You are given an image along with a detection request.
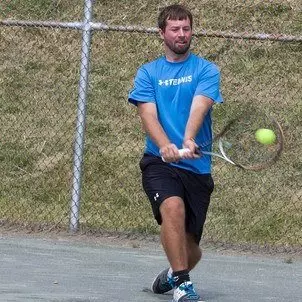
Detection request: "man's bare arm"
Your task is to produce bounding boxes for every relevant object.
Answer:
[137,102,180,162]
[182,95,214,158]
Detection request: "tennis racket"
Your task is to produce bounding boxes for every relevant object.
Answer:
[177,109,284,171]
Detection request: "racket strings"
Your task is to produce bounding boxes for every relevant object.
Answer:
[219,113,283,170]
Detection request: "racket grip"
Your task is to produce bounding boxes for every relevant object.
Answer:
[178,148,190,157]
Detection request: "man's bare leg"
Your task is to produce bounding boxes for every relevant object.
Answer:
[152,197,203,295]
[186,233,202,270]
[160,196,188,272]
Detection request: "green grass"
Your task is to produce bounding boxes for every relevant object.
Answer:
[0,1,301,250]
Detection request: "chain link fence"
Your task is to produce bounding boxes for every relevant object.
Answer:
[0,0,301,252]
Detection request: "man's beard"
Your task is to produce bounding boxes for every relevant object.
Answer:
[166,39,191,55]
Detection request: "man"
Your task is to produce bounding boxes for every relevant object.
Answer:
[128,4,223,302]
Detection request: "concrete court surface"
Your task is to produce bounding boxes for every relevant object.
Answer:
[0,232,301,302]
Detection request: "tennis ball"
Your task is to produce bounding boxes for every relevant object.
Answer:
[255,128,276,145]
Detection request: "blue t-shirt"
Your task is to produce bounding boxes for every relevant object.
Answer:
[128,53,223,174]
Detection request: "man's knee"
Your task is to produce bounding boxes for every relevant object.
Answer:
[160,196,185,219]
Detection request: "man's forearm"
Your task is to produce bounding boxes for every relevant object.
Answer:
[138,103,170,149]
[140,114,171,149]
[184,96,214,141]
[137,102,181,162]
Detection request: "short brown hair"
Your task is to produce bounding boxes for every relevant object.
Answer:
[158,4,193,31]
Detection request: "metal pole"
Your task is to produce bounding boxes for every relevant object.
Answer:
[70,0,93,232]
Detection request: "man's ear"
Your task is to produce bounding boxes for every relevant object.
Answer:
[159,28,164,40]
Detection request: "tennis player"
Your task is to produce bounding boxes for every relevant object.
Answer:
[128,4,223,302]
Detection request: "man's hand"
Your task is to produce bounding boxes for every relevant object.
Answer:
[181,139,201,159]
[160,143,181,163]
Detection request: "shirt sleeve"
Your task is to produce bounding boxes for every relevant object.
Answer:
[128,66,156,106]
[194,63,223,103]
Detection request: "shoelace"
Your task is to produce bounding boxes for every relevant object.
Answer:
[179,283,199,299]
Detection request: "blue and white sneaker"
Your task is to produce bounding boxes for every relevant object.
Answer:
[172,281,204,302]
[151,268,175,294]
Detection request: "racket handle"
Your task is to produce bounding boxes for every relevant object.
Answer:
[178,148,190,157]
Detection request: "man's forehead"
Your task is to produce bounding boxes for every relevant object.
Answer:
[166,18,191,27]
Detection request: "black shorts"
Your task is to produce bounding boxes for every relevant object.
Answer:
[139,153,214,244]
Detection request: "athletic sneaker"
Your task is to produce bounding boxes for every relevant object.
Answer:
[172,281,204,302]
[151,268,175,294]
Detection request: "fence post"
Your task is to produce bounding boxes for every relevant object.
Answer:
[69,0,93,232]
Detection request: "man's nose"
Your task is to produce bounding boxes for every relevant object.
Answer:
[178,28,185,37]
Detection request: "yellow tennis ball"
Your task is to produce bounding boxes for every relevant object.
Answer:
[255,128,276,145]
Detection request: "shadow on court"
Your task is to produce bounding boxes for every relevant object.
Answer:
[0,232,301,302]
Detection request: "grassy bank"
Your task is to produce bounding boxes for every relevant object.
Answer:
[0,1,301,249]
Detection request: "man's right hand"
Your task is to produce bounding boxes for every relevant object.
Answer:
[159,143,181,163]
